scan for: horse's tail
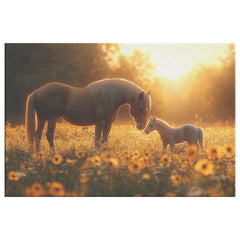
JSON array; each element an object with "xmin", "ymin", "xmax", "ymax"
[
  {"xmin": 25, "ymin": 91, "xmax": 37, "ymax": 148},
  {"xmin": 198, "ymin": 128, "xmax": 204, "ymax": 150}
]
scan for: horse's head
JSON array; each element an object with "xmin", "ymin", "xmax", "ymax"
[
  {"xmin": 130, "ymin": 90, "xmax": 151, "ymax": 130},
  {"xmin": 144, "ymin": 116, "xmax": 156, "ymax": 134}
]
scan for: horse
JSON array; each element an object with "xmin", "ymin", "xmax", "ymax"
[
  {"xmin": 25, "ymin": 78, "xmax": 151, "ymax": 150},
  {"xmin": 144, "ymin": 116, "xmax": 204, "ymax": 153}
]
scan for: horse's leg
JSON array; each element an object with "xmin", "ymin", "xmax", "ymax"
[
  {"xmin": 35, "ymin": 115, "xmax": 46, "ymax": 151},
  {"xmin": 46, "ymin": 118, "xmax": 57, "ymax": 150},
  {"xmin": 102, "ymin": 122, "xmax": 112, "ymax": 145},
  {"xmin": 95, "ymin": 122, "xmax": 103, "ymax": 149}
]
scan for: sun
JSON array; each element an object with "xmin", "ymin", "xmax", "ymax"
[{"xmin": 120, "ymin": 43, "xmax": 228, "ymax": 81}]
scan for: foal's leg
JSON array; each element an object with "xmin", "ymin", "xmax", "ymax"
[
  {"xmin": 170, "ymin": 144, "xmax": 175, "ymax": 153},
  {"xmin": 46, "ymin": 118, "xmax": 57, "ymax": 150},
  {"xmin": 198, "ymin": 136, "xmax": 204, "ymax": 150},
  {"xmin": 196, "ymin": 142, "xmax": 199, "ymax": 151},
  {"xmin": 169, "ymin": 137, "xmax": 175, "ymax": 153},
  {"xmin": 190, "ymin": 138, "xmax": 199, "ymax": 151},
  {"xmin": 35, "ymin": 115, "xmax": 46, "ymax": 151},
  {"xmin": 162, "ymin": 142, "xmax": 168, "ymax": 152}
]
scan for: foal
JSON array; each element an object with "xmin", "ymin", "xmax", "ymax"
[{"xmin": 144, "ymin": 116, "xmax": 204, "ymax": 153}]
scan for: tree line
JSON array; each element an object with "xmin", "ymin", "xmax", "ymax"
[{"xmin": 5, "ymin": 43, "xmax": 235, "ymax": 125}]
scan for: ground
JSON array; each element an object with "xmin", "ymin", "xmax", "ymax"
[{"xmin": 5, "ymin": 122, "xmax": 235, "ymax": 197}]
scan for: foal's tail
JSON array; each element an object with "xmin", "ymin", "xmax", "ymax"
[
  {"xmin": 25, "ymin": 91, "xmax": 37, "ymax": 147},
  {"xmin": 198, "ymin": 128, "xmax": 204, "ymax": 150}
]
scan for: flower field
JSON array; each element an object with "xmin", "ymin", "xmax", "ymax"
[{"xmin": 5, "ymin": 122, "xmax": 235, "ymax": 197}]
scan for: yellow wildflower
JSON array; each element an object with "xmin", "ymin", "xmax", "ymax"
[
  {"xmin": 128, "ymin": 160, "xmax": 142, "ymax": 174},
  {"xmin": 107, "ymin": 158, "xmax": 119, "ymax": 167},
  {"xmin": 38, "ymin": 151, "xmax": 45, "ymax": 160},
  {"xmin": 160, "ymin": 154, "xmax": 172, "ymax": 165},
  {"xmin": 143, "ymin": 150, "xmax": 151, "ymax": 159},
  {"xmin": 52, "ymin": 154, "xmax": 63, "ymax": 165},
  {"xmin": 171, "ymin": 173, "xmax": 182, "ymax": 187},
  {"xmin": 66, "ymin": 158, "xmax": 77, "ymax": 165},
  {"xmin": 224, "ymin": 144, "xmax": 235, "ymax": 158},
  {"xmin": 194, "ymin": 159, "xmax": 214, "ymax": 176},
  {"xmin": 142, "ymin": 173, "xmax": 150, "ymax": 180},
  {"xmin": 26, "ymin": 183, "xmax": 46, "ymax": 197},
  {"xmin": 123, "ymin": 152, "xmax": 132, "ymax": 161},
  {"xmin": 8, "ymin": 171, "xmax": 19, "ymax": 181},
  {"xmin": 185, "ymin": 145, "xmax": 197, "ymax": 161},
  {"xmin": 76, "ymin": 151, "xmax": 85, "ymax": 159},
  {"xmin": 132, "ymin": 150, "xmax": 140, "ymax": 158},
  {"xmin": 48, "ymin": 182, "xmax": 65, "ymax": 197},
  {"xmin": 207, "ymin": 146, "xmax": 220, "ymax": 160}
]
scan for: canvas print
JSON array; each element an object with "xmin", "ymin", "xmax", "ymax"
[{"xmin": 5, "ymin": 43, "xmax": 235, "ymax": 197}]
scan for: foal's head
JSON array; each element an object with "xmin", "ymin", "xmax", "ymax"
[
  {"xmin": 130, "ymin": 91, "xmax": 151, "ymax": 130},
  {"xmin": 144, "ymin": 116, "xmax": 157, "ymax": 134}
]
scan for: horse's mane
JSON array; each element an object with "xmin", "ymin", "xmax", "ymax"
[
  {"xmin": 155, "ymin": 118, "xmax": 173, "ymax": 136},
  {"xmin": 87, "ymin": 78, "xmax": 144, "ymax": 109},
  {"xmin": 157, "ymin": 118, "xmax": 172, "ymax": 129}
]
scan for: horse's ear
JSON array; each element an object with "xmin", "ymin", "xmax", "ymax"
[
  {"xmin": 147, "ymin": 90, "xmax": 151, "ymax": 95},
  {"xmin": 138, "ymin": 91, "xmax": 144, "ymax": 98},
  {"xmin": 153, "ymin": 116, "xmax": 156, "ymax": 121},
  {"xmin": 150, "ymin": 115, "xmax": 155, "ymax": 121}
]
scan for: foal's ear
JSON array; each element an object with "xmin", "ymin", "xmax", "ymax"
[
  {"xmin": 138, "ymin": 91, "xmax": 144, "ymax": 98},
  {"xmin": 150, "ymin": 115, "xmax": 155, "ymax": 121},
  {"xmin": 147, "ymin": 90, "xmax": 151, "ymax": 95}
]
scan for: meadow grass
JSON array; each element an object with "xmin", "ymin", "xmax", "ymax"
[{"xmin": 5, "ymin": 122, "xmax": 235, "ymax": 197}]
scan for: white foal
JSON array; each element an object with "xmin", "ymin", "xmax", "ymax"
[{"xmin": 144, "ymin": 116, "xmax": 204, "ymax": 153}]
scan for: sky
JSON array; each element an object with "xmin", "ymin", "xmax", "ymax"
[{"xmin": 121, "ymin": 43, "xmax": 229, "ymax": 80}]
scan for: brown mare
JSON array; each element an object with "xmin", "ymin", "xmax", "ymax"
[{"xmin": 25, "ymin": 78, "xmax": 151, "ymax": 150}]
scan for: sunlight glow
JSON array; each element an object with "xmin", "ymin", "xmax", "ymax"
[{"xmin": 121, "ymin": 44, "xmax": 228, "ymax": 80}]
